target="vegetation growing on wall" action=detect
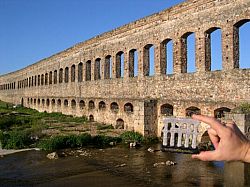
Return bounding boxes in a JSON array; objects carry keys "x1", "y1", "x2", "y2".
[{"x1": 232, "y1": 103, "x2": 250, "y2": 114}]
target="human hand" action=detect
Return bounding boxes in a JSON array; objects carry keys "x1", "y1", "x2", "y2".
[{"x1": 191, "y1": 114, "x2": 250, "y2": 162}]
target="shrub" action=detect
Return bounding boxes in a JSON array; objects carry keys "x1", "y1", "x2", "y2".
[
  {"x1": 0, "y1": 116, "x2": 15, "y2": 130},
  {"x1": 232, "y1": 103, "x2": 250, "y2": 114},
  {"x1": 92, "y1": 135, "x2": 121, "y2": 147},
  {"x1": 38, "y1": 133, "x2": 93, "y2": 151},
  {"x1": 3, "y1": 130, "x2": 33, "y2": 149},
  {"x1": 38, "y1": 136, "x2": 68, "y2": 151},
  {"x1": 0, "y1": 115, "x2": 33, "y2": 130},
  {"x1": 92, "y1": 135, "x2": 111, "y2": 147},
  {"x1": 0, "y1": 130, "x2": 5, "y2": 148},
  {"x1": 65, "y1": 135, "x2": 78, "y2": 148},
  {"x1": 76, "y1": 133, "x2": 92, "y2": 147},
  {"x1": 144, "y1": 136, "x2": 159, "y2": 144},
  {"x1": 120, "y1": 131, "x2": 144, "y2": 143}
]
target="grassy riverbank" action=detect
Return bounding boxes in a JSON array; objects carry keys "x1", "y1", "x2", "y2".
[{"x1": 0, "y1": 100, "x2": 156, "y2": 151}]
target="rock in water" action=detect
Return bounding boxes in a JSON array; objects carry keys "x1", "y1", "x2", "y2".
[
  {"x1": 129, "y1": 142, "x2": 140, "y2": 148},
  {"x1": 109, "y1": 142, "x2": 116, "y2": 146},
  {"x1": 153, "y1": 162, "x2": 165, "y2": 167},
  {"x1": 153, "y1": 161, "x2": 177, "y2": 167},
  {"x1": 147, "y1": 147, "x2": 155, "y2": 153},
  {"x1": 166, "y1": 160, "x2": 177, "y2": 166},
  {"x1": 47, "y1": 152, "x2": 58, "y2": 160}
]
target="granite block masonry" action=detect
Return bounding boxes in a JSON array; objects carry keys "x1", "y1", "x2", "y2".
[{"x1": 0, "y1": 0, "x2": 249, "y2": 139}]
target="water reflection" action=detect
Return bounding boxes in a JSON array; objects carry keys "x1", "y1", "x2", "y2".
[
  {"x1": 0, "y1": 146, "x2": 249, "y2": 187},
  {"x1": 224, "y1": 162, "x2": 250, "y2": 187}
]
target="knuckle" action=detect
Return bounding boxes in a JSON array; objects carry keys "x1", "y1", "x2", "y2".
[{"x1": 225, "y1": 128, "x2": 234, "y2": 137}]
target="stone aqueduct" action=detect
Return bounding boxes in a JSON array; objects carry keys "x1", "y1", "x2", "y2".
[{"x1": 0, "y1": 0, "x2": 249, "y2": 137}]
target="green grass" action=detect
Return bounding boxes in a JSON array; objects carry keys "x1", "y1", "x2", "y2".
[
  {"x1": 38, "y1": 134, "x2": 121, "y2": 151},
  {"x1": 97, "y1": 124, "x2": 114, "y2": 130},
  {"x1": 0, "y1": 100, "x2": 88, "y2": 149}
]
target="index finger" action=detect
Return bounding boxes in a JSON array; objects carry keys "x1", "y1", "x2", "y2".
[{"x1": 192, "y1": 114, "x2": 226, "y2": 133}]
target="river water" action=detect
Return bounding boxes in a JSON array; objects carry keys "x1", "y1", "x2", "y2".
[{"x1": 0, "y1": 145, "x2": 249, "y2": 187}]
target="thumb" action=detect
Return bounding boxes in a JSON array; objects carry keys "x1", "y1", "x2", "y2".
[{"x1": 192, "y1": 151, "x2": 218, "y2": 161}]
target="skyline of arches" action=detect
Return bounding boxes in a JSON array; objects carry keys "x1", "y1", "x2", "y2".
[{"x1": 1, "y1": 18, "x2": 250, "y2": 91}]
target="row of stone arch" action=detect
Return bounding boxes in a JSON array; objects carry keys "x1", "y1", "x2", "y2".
[
  {"x1": 27, "y1": 98, "x2": 134, "y2": 113},
  {"x1": 88, "y1": 114, "x2": 125, "y2": 130},
  {"x1": 160, "y1": 103, "x2": 231, "y2": 118},
  {"x1": 0, "y1": 82, "x2": 15, "y2": 91},
  {"x1": 1, "y1": 19, "x2": 248, "y2": 91}
]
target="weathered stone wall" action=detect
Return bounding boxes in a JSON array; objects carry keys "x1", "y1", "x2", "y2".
[
  {"x1": 0, "y1": 0, "x2": 249, "y2": 136},
  {"x1": 225, "y1": 113, "x2": 250, "y2": 136}
]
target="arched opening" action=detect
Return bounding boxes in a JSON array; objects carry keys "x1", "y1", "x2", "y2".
[
  {"x1": 116, "y1": 51, "x2": 124, "y2": 78},
  {"x1": 38, "y1": 75, "x2": 41, "y2": 86},
  {"x1": 41, "y1": 74, "x2": 44, "y2": 85},
  {"x1": 49, "y1": 71, "x2": 52, "y2": 84},
  {"x1": 214, "y1": 107, "x2": 231, "y2": 119},
  {"x1": 29, "y1": 77, "x2": 31, "y2": 87},
  {"x1": 34, "y1": 99, "x2": 36, "y2": 105},
  {"x1": 143, "y1": 44, "x2": 155, "y2": 76},
  {"x1": 65, "y1": 67, "x2": 69, "y2": 83},
  {"x1": 51, "y1": 99, "x2": 56, "y2": 107},
  {"x1": 64, "y1": 100, "x2": 68, "y2": 107},
  {"x1": 181, "y1": 32, "x2": 196, "y2": 73},
  {"x1": 161, "y1": 104, "x2": 174, "y2": 116},
  {"x1": 30, "y1": 98, "x2": 33, "y2": 104},
  {"x1": 124, "y1": 103, "x2": 133, "y2": 113},
  {"x1": 31, "y1": 76, "x2": 34, "y2": 87},
  {"x1": 71, "y1": 64, "x2": 75, "y2": 82},
  {"x1": 89, "y1": 100, "x2": 95, "y2": 109},
  {"x1": 42, "y1": 99, "x2": 45, "y2": 107},
  {"x1": 34, "y1": 76, "x2": 36, "y2": 86},
  {"x1": 86, "y1": 60, "x2": 91, "y2": 81},
  {"x1": 71, "y1": 100, "x2": 76, "y2": 109},
  {"x1": 205, "y1": 27, "x2": 222, "y2": 71},
  {"x1": 98, "y1": 101, "x2": 106, "y2": 110},
  {"x1": 79, "y1": 100, "x2": 85, "y2": 109},
  {"x1": 111, "y1": 102, "x2": 119, "y2": 113},
  {"x1": 129, "y1": 49, "x2": 138, "y2": 77},
  {"x1": 46, "y1": 99, "x2": 50, "y2": 107},
  {"x1": 38, "y1": 99, "x2": 40, "y2": 106},
  {"x1": 57, "y1": 99, "x2": 61, "y2": 107},
  {"x1": 116, "y1": 119, "x2": 124, "y2": 129},
  {"x1": 104, "y1": 55, "x2": 112, "y2": 79},
  {"x1": 185, "y1": 106, "x2": 201, "y2": 117},
  {"x1": 27, "y1": 98, "x2": 30, "y2": 105},
  {"x1": 160, "y1": 39, "x2": 174, "y2": 75},
  {"x1": 59, "y1": 68, "x2": 63, "y2": 83},
  {"x1": 199, "y1": 131, "x2": 212, "y2": 150},
  {"x1": 234, "y1": 19, "x2": 250, "y2": 69},
  {"x1": 89, "y1": 115, "x2": 94, "y2": 122},
  {"x1": 53, "y1": 70, "x2": 57, "y2": 84},
  {"x1": 45, "y1": 73, "x2": 48, "y2": 85},
  {"x1": 94, "y1": 58, "x2": 101, "y2": 80},
  {"x1": 21, "y1": 98, "x2": 24, "y2": 106},
  {"x1": 78, "y1": 62, "x2": 83, "y2": 82}
]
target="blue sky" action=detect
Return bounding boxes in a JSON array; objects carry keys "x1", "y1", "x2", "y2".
[{"x1": 0, "y1": 0, "x2": 249, "y2": 76}]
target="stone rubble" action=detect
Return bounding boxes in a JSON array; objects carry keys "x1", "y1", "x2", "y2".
[
  {"x1": 47, "y1": 152, "x2": 58, "y2": 160},
  {"x1": 153, "y1": 160, "x2": 177, "y2": 167}
]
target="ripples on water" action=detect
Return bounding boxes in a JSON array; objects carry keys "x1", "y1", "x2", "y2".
[{"x1": 0, "y1": 145, "x2": 249, "y2": 187}]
